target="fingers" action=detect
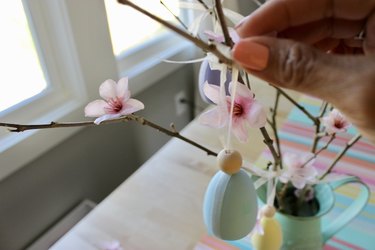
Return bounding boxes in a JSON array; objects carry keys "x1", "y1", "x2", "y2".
[
  {"x1": 237, "y1": 0, "x2": 375, "y2": 38},
  {"x1": 232, "y1": 36, "x2": 357, "y2": 100},
  {"x1": 279, "y1": 19, "x2": 364, "y2": 44},
  {"x1": 364, "y1": 10, "x2": 375, "y2": 54},
  {"x1": 314, "y1": 38, "x2": 340, "y2": 51}
]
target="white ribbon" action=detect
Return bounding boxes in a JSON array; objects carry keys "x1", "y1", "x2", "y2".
[
  {"x1": 226, "y1": 67, "x2": 239, "y2": 149},
  {"x1": 163, "y1": 57, "x2": 206, "y2": 64},
  {"x1": 243, "y1": 162, "x2": 279, "y2": 188}
]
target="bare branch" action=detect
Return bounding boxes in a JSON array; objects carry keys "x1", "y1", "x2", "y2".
[
  {"x1": 214, "y1": 0, "x2": 233, "y2": 47},
  {"x1": 260, "y1": 127, "x2": 281, "y2": 170},
  {"x1": 274, "y1": 86, "x2": 319, "y2": 125},
  {"x1": 160, "y1": 0, "x2": 188, "y2": 30},
  {"x1": 302, "y1": 134, "x2": 336, "y2": 168},
  {"x1": 117, "y1": 0, "x2": 232, "y2": 65},
  {"x1": 196, "y1": 0, "x2": 209, "y2": 10},
  {"x1": 311, "y1": 101, "x2": 328, "y2": 153},
  {"x1": 319, "y1": 134, "x2": 362, "y2": 180},
  {"x1": 0, "y1": 115, "x2": 218, "y2": 157},
  {"x1": 271, "y1": 90, "x2": 282, "y2": 162}
]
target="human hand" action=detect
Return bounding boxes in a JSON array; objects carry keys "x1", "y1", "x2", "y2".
[{"x1": 232, "y1": 0, "x2": 375, "y2": 143}]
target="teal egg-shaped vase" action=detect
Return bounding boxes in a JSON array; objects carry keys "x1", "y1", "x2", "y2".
[{"x1": 203, "y1": 169, "x2": 258, "y2": 240}]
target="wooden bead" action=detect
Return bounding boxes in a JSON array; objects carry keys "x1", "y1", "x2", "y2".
[
  {"x1": 217, "y1": 149, "x2": 242, "y2": 174},
  {"x1": 261, "y1": 205, "x2": 276, "y2": 218}
]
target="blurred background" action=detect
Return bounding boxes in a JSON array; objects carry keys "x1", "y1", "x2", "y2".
[{"x1": 0, "y1": 1, "x2": 258, "y2": 249}]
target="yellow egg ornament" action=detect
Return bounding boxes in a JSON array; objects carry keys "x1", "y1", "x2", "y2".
[{"x1": 251, "y1": 205, "x2": 283, "y2": 250}]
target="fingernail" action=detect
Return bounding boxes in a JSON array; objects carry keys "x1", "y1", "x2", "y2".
[{"x1": 232, "y1": 41, "x2": 269, "y2": 71}]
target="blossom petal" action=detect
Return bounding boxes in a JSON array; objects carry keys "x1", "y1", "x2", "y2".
[
  {"x1": 228, "y1": 28, "x2": 241, "y2": 44},
  {"x1": 232, "y1": 119, "x2": 249, "y2": 142},
  {"x1": 321, "y1": 108, "x2": 350, "y2": 134},
  {"x1": 279, "y1": 174, "x2": 289, "y2": 184},
  {"x1": 246, "y1": 101, "x2": 267, "y2": 128},
  {"x1": 94, "y1": 114, "x2": 121, "y2": 125},
  {"x1": 204, "y1": 30, "x2": 224, "y2": 43},
  {"x1": 120, "y1": 98, "x2": 145, "y2": 115},
  {"x1": 203, "y1": 82, "x2": 221, "y2": 104},
  {"x1": 229, "y1": 81, "x2": 254, "y2": 100},
  {"x1": 116, "y1": 77, "x2": 130, "y2": 100},
  {"x1": 291, "y1": 177, "x2": 306, "y2": 189},
  {"x1": 177, "y1": 2, "x2": 206, "y2": 11},
  {"x1": 199, "y1": 107, "x2": 227, "y2": 127},
  {"x1": 84, "y1": 100, "x2": 108, "y2": 117},
  {"x1": 283, "y1": 152, "x2": 299, "y2": 169},
  {"x1": 99, "y1": 79, "x2": 117, "y2": 101},
  {"x1": 189, "y1": 12, "x2": 209, "y2": 36}
]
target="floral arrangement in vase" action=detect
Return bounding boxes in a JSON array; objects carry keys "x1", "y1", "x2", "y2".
[{"x1": 0, "y1": 1, "x2": 371, "y2": 249}]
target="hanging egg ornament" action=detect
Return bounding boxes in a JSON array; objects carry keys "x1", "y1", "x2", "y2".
[
  {"x1": 251, "y1": 205, "x2": 283, "y2": 250},
  {"x1": 198, "y1": 59, "x2": 231, "y2": 103},
  {"x1": 203, "y1": 150, "x2": 258, "y2": 240}
]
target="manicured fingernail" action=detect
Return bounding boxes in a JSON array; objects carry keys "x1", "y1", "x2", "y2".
[{"x1": 232, "y1": 41, "x2": 269, "y2": 71}]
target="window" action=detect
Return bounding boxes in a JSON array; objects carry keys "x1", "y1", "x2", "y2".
[
  {"x1": 0, "y1": 1, "x2": 47, "y2": 112},
  {"x1": 104, "y1": 0, "x2": 193, "y2": 94},
  {"x1": 104, "y1": 0, "x2": 180, "y2": 56},
  {"x1": 0, "y1": 0, "x2": 90, "y2": 180},
  {"x1": 0, "y1": 0, "x2": 194, "y2": 181}
]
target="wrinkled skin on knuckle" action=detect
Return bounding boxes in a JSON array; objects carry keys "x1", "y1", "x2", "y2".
[{"x1": 275, "y1": 43, "x2": 318, "y2": 90}]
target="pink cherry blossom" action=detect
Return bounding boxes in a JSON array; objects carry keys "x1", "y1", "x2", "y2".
[
  {"x1": 85, "y1": 78, "x2": 144, "y2": 124},
  {"x1": 321, "y1": 109, "x2": 350, "y2": 135},
  {"x1": 199, "y1": 81, "x2": 267, "y2": 142},
  {"x1": 279, "y1": 152, "x2": 318, "y2": 189}
]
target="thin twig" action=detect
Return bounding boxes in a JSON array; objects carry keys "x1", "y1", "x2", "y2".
[
  {"x1": 311, "y1": 101, "x2": 328, "y2": 153},
  {"x1": 0, "y1": 121, "x2": 95, "y2": 131},
  {"x1": 319, "y1": 134, "x2": 362, "y2": 180},
  {"x1": 117, "y1": 0, "x2": 232, "y2": 65},
  {"x1": 0, "y1": 115, "x2": 218, "y2": 157},
  {"x1": 319, "y1": 102, "x2": 329, "y2": 118},
  {"x1": 273, "y1": 86, "x2": 319, "y2": 125},
  {"x1": 245, "y1": 73, "x2": 252, "y2": 90},
  {"x1": 302, "y1": 134, "x2": 336, "y2": 168},
  {"x1": 271, "y1": 90, "x2": 282, "y2": 162},
  {"x1": 214, "y1": 0, "x2": 233, "y2": 47},
  {"x1": 260, "y1": 127, "x2": 281, "y2": 170},
  {"x1": 160, "y1": 0, "x2": 188, "y2": 30},
  {"x1": 196, "y1": 0, "x2": 209, "y2": 10}
]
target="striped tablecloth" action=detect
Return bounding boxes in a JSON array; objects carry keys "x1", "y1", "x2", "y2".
[{"x1": 196, "y1": 97, "x2": 375, "y2": 250}]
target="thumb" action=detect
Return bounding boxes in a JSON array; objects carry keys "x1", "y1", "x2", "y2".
[{"x1": 232, "y1": 36, "x2": 352, "y2": 100}]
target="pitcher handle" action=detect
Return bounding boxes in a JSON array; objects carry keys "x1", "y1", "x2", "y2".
[{"x1": 322, "y1": 176, "x2": 370, "y2": 243}]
